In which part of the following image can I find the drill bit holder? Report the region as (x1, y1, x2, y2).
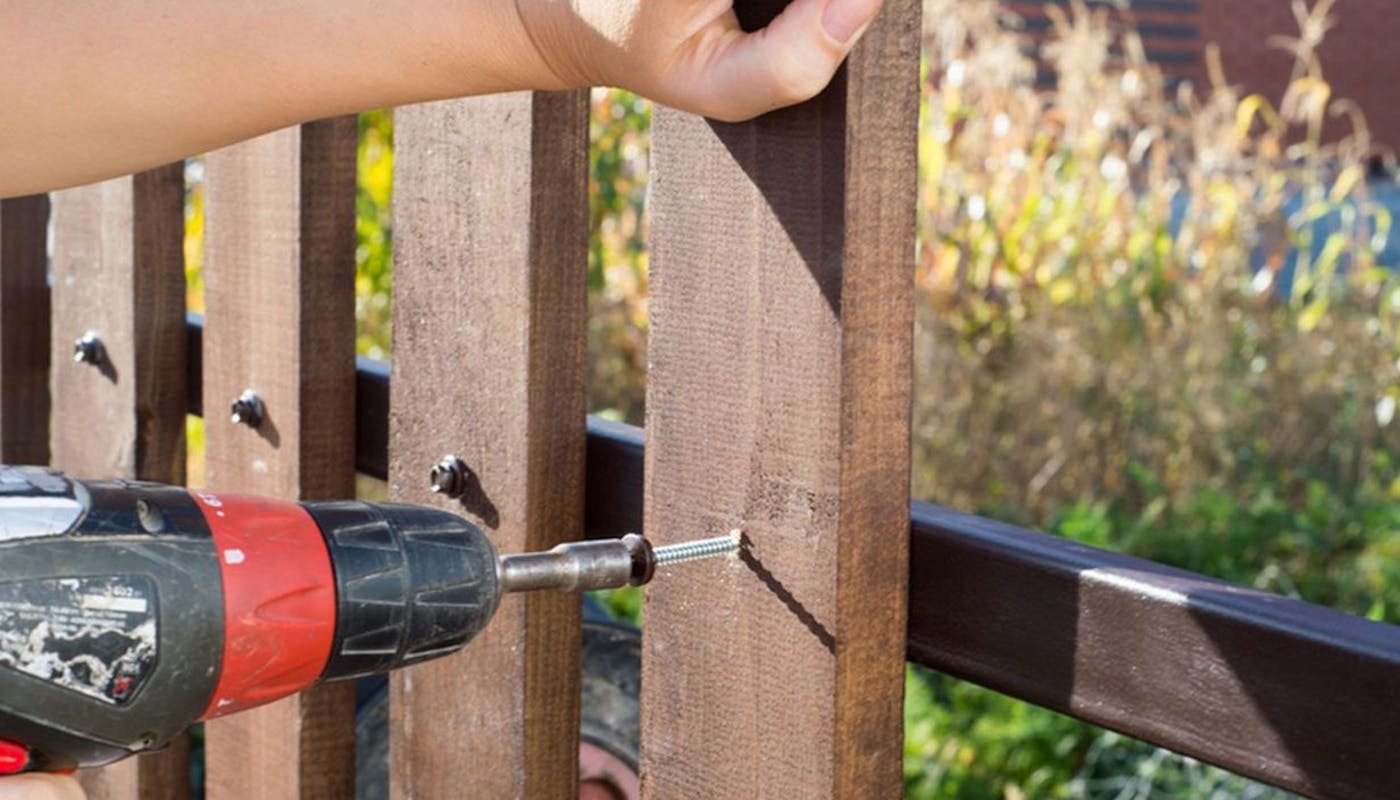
(496, 530, 740, 594)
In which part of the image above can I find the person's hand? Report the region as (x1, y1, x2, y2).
(0, 774, 84, 800)
(515, 0, 885, 121)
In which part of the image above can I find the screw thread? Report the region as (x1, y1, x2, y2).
(652, 530, 741, 567)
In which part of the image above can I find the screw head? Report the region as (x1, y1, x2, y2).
(229, 390, 265, 427)
(135, 499, 166, 534)
(73, 331, 105, 365)
(429, 455, 468, 498)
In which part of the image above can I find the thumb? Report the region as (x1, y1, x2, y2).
(0, 774, 85, 800)
(700, 0, 883, 121)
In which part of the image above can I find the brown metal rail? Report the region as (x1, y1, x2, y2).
(186, 315, 1400, 800)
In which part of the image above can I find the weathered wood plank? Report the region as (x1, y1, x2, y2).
(639, 1, 921, 797)
(51, 169, 187, 482)
(389, 90, 590, 800)
(0, 195, 51, 464)
(202, 119, 357, 800)
(49, 166, 189, 800)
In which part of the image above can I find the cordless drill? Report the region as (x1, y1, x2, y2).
(0, 465, 736, 774)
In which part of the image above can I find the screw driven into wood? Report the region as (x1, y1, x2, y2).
(429, 455, 469, 498)
(72, 331, 105, 366)
(652, 530, 743, 567)
(229, 390, 265, 427)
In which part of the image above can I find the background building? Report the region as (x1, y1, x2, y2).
(1004, 0, 1400, 153)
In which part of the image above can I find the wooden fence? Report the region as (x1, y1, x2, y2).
(2, 0, 1399, 797)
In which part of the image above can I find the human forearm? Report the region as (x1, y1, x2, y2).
(1, 0, 557, 194)
(2, 0, 886, 197)
(0, 773, 84, 800)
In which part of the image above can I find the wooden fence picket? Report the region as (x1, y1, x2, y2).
(388, 90, 590, 799)
(0, 195, 50, 465)
(49, 167, 189, 800)
(638, 1, 922, 796)
(200, 119, 358, 800)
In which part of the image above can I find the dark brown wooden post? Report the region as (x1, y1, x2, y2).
(639, 1, 921, 797)
(0, 195, 51, 465)
(49, 167, 189, 799)
(389, 90, 590, 799)
(201, 119, 358, 800)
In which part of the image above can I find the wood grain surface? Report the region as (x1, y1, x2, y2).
(0, 195, 51, 464)
(388, 90, 589, 800)
(49, 166, 189, 799)
(639, 1, 921, 797)
(201, 119, 358, 800)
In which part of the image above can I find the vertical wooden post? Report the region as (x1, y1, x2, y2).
(0, 195, 51, 464)
(639, 1, 921, 797)
(201, 119, 357, 800)
(49, 167, 189, 799)
(389, 90, 589, 800)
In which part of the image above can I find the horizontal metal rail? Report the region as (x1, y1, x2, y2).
(185, 315, 1400, 799)
(907, 506, 1400, 800)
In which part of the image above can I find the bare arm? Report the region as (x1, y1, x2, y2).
(0, 774, 84, 800)
(2, 0, 882, 197)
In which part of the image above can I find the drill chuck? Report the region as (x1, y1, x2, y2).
(304, 501, 501, 682)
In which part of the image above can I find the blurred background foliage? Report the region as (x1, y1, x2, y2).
(179, 0, 1400, 796)
(908, 0, 1399, 795)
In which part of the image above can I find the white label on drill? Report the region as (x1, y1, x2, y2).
(0, 576, 158, 705)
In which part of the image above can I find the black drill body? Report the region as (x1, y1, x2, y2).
(0, 476, 220, 771)
(0, 466, 500, 773)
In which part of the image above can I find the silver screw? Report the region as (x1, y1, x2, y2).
(73, 331, 105, 365)
(652, 529, 742, 568)
(429, 455, 469, 498)
(230, 390, 265, 427)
